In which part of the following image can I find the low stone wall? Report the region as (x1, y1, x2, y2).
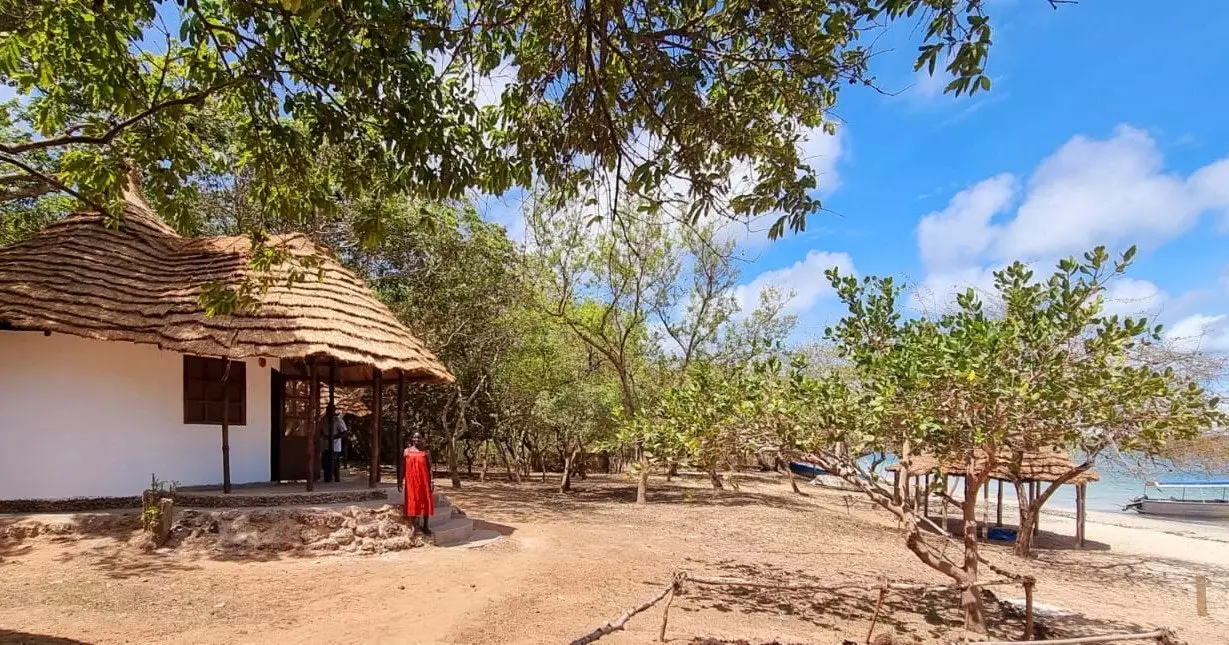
(174, 489, 388, 508)
(2, 504, 422, 556)
(172, 504, 421, 554)
(0, 488, 389, 514)
(0, 496, 141, 514)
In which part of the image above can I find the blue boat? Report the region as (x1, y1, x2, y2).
(788, 461, 826, 479)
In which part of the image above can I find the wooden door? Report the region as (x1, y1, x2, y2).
(277, 377, 312, 481)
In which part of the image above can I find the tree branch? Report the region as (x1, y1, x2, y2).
(0, 75, 253, 155)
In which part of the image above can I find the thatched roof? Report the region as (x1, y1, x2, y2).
(321, 387, 372, 417)
(888, 449, 1100, 484)
(0, 185, 452, 385)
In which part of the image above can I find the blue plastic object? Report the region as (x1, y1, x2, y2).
(986, 527, 1018, 542)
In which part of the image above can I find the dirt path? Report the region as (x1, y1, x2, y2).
(2, 474, 1225, 644)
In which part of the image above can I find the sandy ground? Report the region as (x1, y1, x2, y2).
(1, 473, 1227, 644)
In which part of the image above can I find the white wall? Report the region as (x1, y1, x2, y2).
(0, 332, 274, 499)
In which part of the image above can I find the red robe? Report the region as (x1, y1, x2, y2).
(403, 449, 435, 517)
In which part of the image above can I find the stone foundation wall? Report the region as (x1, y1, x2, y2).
(0, 489, 389, 514)
(172, 504, 421, 554)
(2, 504, 422, 557)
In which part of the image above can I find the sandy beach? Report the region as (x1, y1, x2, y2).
(2, 474, 1226, 644)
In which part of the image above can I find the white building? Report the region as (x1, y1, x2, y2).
(0, 183, 451, 502)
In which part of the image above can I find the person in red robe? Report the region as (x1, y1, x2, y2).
(403, 432, 435, 534)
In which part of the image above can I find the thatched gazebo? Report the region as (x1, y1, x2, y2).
(889, 449, 1100, 547)
(0, 180, 451, 499)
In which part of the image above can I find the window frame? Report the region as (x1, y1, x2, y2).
(183, 355, 247, 426)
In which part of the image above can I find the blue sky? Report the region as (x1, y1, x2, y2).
(486, 2, 1229, 348)
(783, 0, 1229, 347)
(646, 1, 1229, 347)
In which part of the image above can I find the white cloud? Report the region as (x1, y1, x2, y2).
(917, 126, 1229, 271)
(714, 126, 845, 252)
(799, 126, 845, 194)
(1101, 277, 1165, 319)
(996, 125, 1222, 260)
(916, 174, 1014, 271)
(733, 250, 855, 315)
(912, 125, 1229, 315)
(472, 59, 518, 108)
(911, 264, 1005, 315)
(1165, 314, 1229, 353)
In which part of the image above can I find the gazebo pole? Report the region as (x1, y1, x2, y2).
(996, 480, 1003, 527)
(307, 360, 319, 492)
(1031, 481, 1040, 535)
(328, 359, 337, 484)
(369, 370, 382, 488)
(982, 479, 990, 535)
(221, 359, 231, 494)
(1076, 483, 1087, 548)
(397, 372, 406, 491)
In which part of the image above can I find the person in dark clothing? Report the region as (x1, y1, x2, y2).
(318, 403, 347, 483)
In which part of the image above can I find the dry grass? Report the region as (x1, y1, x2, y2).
(0, 474, 1224, 644)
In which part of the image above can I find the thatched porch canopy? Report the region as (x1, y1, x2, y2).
(319, 387, 372, 417)
(887, 450, 1100, 484)
(0, 185, 451, 385)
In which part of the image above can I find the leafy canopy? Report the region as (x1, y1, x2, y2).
(3, 0, 1030, 238)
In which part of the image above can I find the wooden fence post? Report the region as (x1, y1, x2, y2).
(1196, 575, 1208, 617)
(1023, 576, 1036, 641)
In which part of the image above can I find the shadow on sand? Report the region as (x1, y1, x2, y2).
(0, 629, 93, 645)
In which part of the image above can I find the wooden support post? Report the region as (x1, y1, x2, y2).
(941, 475, 949, 530)
(327, 359, 337, 483)
(307, 360, 318, 492)
(996, 480, 1003, 527)
(1023, 576, 1035, 641)
(220, 359, 232, 494)
(892, 470, 901, 504)
(1196, 575, 1208, 617)
(397, 372, 406, 491)
(1027, 476, 1037, 533)
(923, 474, 931, 517)
(369, 370, 382, 488)
(982, 478, 990, 538)
(1076, 483, 1087, 548)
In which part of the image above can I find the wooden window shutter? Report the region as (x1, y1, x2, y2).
(183, 356, 247, 426)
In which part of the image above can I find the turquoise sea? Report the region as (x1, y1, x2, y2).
(863, 456, 1229, 515)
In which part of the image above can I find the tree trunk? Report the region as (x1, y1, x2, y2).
(497, 441, 519, 483)
(448, 431, 462, 489)
(788, 466, 801, 494)
(480, 439, 491, 482)
(1013, 480, 1035, 556)
(560, 449, 577, 493)
(665, 461, 678, 482)
(636, 453, 650, 504)
(961, 475, 987, 633)
(708, 466, 724, 490)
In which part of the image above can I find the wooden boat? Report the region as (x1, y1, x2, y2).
(1125, 481, 1229, 519)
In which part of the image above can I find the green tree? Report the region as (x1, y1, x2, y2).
(360, 200, 524, 489)
(3, 0, 1036, 239)
(803, 247, 1224, 632)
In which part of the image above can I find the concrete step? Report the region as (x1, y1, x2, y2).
(430, 516, 474, 545)
(430, 504, 455, 524)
